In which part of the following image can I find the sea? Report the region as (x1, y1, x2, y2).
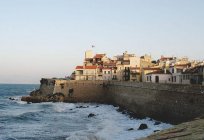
(0, 84, 172, 140)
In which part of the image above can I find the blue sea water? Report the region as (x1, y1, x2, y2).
(0, 84, 172, 140)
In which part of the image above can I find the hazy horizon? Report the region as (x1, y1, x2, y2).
(0, 0, 204, 84)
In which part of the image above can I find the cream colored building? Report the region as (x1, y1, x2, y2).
(114, 51, 141, 81)
(102, 68, 112, 80)
(75, 66, 97, 80)
(85, 50, 94, 59)
(130, 67, 140, 81)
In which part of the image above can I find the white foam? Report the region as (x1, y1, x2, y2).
(65, 104, 172, 140)
(11, 96, 27, 104)
(53, 102, 76, 113)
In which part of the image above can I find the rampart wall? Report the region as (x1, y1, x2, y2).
(26, 79, 204, 124)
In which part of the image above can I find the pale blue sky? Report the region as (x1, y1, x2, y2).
(0, 0, 204, 84)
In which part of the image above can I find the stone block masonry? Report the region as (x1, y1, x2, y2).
(107, 81, 204, 124)
(22, 79, 204, 124)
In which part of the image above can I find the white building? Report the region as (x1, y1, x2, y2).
(145, 70, 172, 83)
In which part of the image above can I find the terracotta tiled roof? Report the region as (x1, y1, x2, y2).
(84, 66, 97, 69)
(175, 63, 191, 67)
(76, 66, 83, 69)
(85, 58, 93, 61)
(143, 67, 161, 70)
(103, 62, 116, 67)
(94, 54, 105, 59)
(130, 67, 140, 70)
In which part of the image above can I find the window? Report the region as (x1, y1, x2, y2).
(60, 84, 64, 89)
(147, 76, 149, 81)
(172, 68, 174, 73)
(104, 71, 106, 74)
(108, 71, 110, 74)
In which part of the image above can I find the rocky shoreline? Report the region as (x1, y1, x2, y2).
(22, 93, 204, 139)
(21, 78, 204, 140)
(141, 117, 204, 140)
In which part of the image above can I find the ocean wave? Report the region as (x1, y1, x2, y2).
(0, 84, 172, 140)
(53, 103, 76, 113)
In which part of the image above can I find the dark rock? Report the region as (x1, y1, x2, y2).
(9, 97, 15, 101)
(113, 104, 118, 107)
(95, 105, 99, 108)
(76, 106, 82, 108)
(127, 128, 134, 131)
(88, 113, 96, 118)
(138, 124, 148, 130)
(149, 118, 153, 121)
(117, 107, 123, 112)
(154, 121, 161, 125)
(154, 130, 160, 133)
(69, 109, 73, 110)
(27, 102, 31, 104)
(77, 106, 88, 109)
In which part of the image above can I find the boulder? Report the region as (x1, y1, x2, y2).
(154, 121, 161, 125)
(127, 128, 134, 131)
(76, 106, 89, 109)
(154, 130, 160, 133)
(9, 97, 15, 101)
(88, 113, 96, 118)
(138, 124, 148, 130)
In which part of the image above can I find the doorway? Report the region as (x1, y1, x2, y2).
(155, 76, 159, 83)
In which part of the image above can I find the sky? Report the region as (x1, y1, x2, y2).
(0, 0, 204, 84)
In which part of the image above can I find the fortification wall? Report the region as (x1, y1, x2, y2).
(107, 81, 204, 124)
(27, 79, 204, 124)
(63, 80, 111, 103)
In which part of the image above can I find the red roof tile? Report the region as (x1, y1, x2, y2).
(143, 68, 161, 70)
(130, 67, 140, 70)
(85, 66, 97, 69)
(76, 66, 83, 69)
(175, 63, 191, 67)
(94, 54, 105, 59)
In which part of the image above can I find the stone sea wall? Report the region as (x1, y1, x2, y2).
(22, 79, 204, 124)
(107, 81, 204, 124)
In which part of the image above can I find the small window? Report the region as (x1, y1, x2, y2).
(60, 84, 64, 89)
